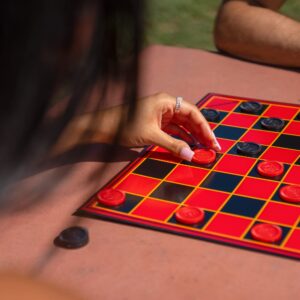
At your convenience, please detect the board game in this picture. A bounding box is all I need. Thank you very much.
[78,93,300,260]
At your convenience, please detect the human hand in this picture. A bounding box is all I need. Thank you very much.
[54,93,221,161]
[119,93,221,161]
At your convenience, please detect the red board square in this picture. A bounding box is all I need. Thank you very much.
[284,165,300,185]
[284,121,300,136]
[222,113,258,128]
[240,129,278,145]
[285,229,300,251]
[185,188,230,210]
[131,198,178,221]
[205,213,251,237]
[166,165,209,186]
[116,174,160,196]
[261,147,300,164]
[214,154,256,175]
[204,97,239,112]
[258,202,300,226]
[217,138,236,153]
[148,146,181,163]
[209,122,217,130]
[263,105,298,119]
[235,177,279,199]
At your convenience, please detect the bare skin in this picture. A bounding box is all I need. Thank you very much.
[214,0,300,67]
[54,93,221,161]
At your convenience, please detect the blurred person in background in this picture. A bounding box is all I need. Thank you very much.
[214,0,300,67]
[0,0,219,298]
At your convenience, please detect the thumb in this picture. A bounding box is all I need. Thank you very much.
[150,128,195,161]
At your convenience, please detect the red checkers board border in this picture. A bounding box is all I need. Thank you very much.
[78,93,300,260]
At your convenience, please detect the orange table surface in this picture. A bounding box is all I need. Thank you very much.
[1,45,299,300]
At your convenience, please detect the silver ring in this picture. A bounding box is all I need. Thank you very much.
[175,96,183,113]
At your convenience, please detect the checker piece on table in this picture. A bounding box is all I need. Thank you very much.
[54,226,89,249]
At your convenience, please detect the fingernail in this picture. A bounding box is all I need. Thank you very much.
[180,147,195,162]
[212,132,222,151]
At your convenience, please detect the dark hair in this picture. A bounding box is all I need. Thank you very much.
[0,0,145,202]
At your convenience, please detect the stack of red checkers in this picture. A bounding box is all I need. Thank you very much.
[175,206,205,225]
[192,148,216,165]
[279,185,300,204]
[251,223,282,243]
[97,188,125,207]
[257,160,284,178]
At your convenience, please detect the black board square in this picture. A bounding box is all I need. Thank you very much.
[221,195,265,218]
[96,193,143,213]
[244,222,290,246]
[150,182,194,203]
[168,209,214,229]
[133,158,176,179]
[200,171,243,192]
[213,125,246,140]
[272,134,300,151]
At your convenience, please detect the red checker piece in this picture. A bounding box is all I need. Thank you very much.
[175,206,205,225]
[192,148,216,165]
[251,223,282,243]
[97,188,125,207]
[279,185,300,204]
[257,161,284,178]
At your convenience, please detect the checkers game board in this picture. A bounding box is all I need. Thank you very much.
[78,93,300,260]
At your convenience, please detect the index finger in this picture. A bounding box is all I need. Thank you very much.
[172,99,221,151]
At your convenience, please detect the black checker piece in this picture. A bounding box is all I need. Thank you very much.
[150,182,193,203]
[237,142,262,157]
[54,226,89,249]
[133,158,176,179]
[201,108,220,122]
[261,117,285,131]
[221,195,265,218]
[240,101,263,114]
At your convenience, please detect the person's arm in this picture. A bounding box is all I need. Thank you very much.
[214,0,300,67]
[53,93,221,161]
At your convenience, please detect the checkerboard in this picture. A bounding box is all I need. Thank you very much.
[78,93,300,260]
